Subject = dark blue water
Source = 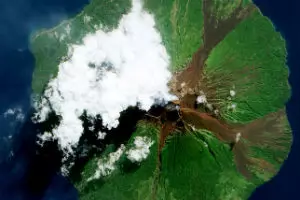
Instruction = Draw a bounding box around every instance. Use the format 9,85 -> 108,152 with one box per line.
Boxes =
0,0 -> 89,199
0,0 -> 299,199
250,0 -> 300,198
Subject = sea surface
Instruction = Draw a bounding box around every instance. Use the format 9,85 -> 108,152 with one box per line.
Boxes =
0,0 -> 89,199
0,0 -> 299,199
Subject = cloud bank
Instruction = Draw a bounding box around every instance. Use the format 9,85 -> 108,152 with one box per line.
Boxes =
35,0 -> 175,154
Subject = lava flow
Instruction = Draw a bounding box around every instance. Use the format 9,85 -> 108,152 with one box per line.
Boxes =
148,0 -> 287,174
149,0 -> 290,179
147,94 -> 289,179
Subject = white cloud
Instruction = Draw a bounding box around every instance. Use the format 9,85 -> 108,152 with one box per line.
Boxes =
83,15 -> 92,24
59,34 -> 66,41
206,103 -> 213,111
34,0 -> 176,155
196,95 -> 207,104
88,144 -> 125,181
230,90 -> 236,97
3,107 -> 25,122
231,103 -> 237,109
65,24 -> 71,35
126,136 -> 154,162
98,131 -> 107,140
32,96 -> 51,122
61,161 -> 75,176
36,132 -> 54,146
4,109 -> 15,116
235,132 -> 241,143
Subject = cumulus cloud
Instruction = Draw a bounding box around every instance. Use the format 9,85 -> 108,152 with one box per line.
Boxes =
88,144 -> 125,181
83,15 -> 92,24
126,136 -> 154,162
230,90 -> 236,97
36,132 -> 54,146
196,94 -> 207,104
3,107 -> 25,122
97,131 -> 107,140
35,0 -> 176,154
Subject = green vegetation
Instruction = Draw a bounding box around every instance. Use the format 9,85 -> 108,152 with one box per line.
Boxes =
77,124 -> 263,199
161,132 -> 234,200
30,0 -> 131,94
143,0 -> 203,71
249,117 -> 292,180
211,0 -> 251,20
205,11 -> 290,123
77,123 -> 159,200
76,123 -> 290,199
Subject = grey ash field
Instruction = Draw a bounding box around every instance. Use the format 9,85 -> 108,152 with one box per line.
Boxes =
30,0 -> 292,199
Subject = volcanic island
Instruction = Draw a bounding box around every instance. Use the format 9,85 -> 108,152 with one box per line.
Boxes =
30,0 -> 292,199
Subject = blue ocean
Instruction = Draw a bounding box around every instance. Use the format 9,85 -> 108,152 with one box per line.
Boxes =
0,0 -> 89,199
0,0 -> 299,199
